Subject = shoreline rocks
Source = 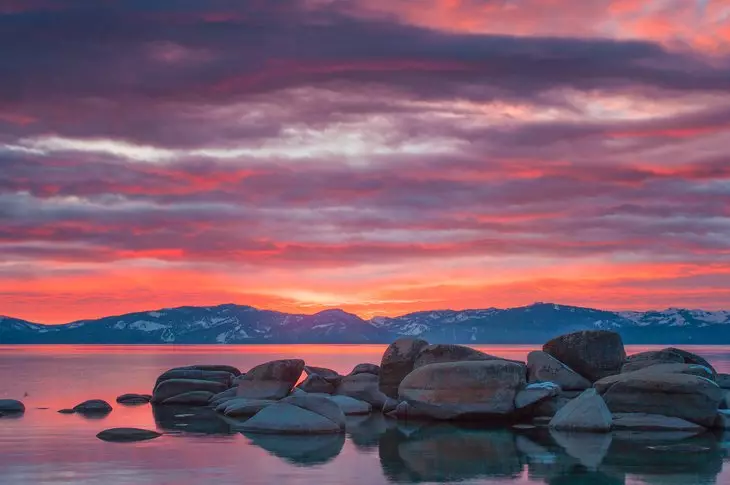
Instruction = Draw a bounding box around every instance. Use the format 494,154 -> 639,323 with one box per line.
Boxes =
237,359 -> 305,400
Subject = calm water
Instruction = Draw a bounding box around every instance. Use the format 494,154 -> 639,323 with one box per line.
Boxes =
1,344 -> 730,485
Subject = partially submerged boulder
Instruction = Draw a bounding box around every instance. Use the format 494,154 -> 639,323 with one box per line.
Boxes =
0,399 -> 25,414
548,389 -> 612,432
97,428 -> 162,442
116,394 -> 151,405
152,379 -> 227,404
155,368 -> 234,388
595,367 -> 722,427
241,402 -> 342,434
73,399 -> 113,414
543,330 -> 626,382
527,351 -> 591,391
379,337 -> 430,398
161,391 -> 215,406
398,360 -> 526,420
237,359 -> 305,400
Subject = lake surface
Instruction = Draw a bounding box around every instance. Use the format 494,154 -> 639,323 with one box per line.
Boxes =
1,344 -> 730,485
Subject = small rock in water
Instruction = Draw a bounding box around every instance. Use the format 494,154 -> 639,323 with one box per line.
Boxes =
0,399 -> 25,414
73,399 -> 113,414
116,394 -> 152,405
58,409 -> 75,414
97,428 -> 162,443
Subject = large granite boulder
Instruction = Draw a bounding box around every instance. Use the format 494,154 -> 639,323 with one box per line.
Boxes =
154,368 -> 234,388
335,372 -> 389,409
543,330 -> 626,382
241,402 -> 343,434
595,367 -> 723,427
527,351 -> 591,390
621,349 -> 685,373
412,344 -> 500,370
548,389 -> 612,432
281,395 -> 346,429
379,338 -> 430,398
152,378 -> 227,404
177,364 -> 241,376
0,399 -> 25,414
97,428 -> 162,442
237,359 -> 305,400
297,374 -> 336,394
220,398 -> 275,417
612,413 -> 705,432
350,363 -> 380,376
398,360 -> 526,420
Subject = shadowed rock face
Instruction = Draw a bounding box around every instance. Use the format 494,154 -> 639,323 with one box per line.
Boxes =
543,330 -> 626,382
380,338 -> 430,398
622,349 -> 685,373
527,351 -> 591,391
664,348 -> 717,376
336,372 -> 390,409
398,360 -> 526,419
412,344 -> 500,370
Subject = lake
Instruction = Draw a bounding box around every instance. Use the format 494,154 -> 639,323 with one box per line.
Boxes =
1,344 -> 730,485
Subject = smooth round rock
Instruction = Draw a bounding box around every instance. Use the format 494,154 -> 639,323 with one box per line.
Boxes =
97,428 -> 162,442
73,400 -> 113,414
0,399 -> 25,414
116,394 -> 152,405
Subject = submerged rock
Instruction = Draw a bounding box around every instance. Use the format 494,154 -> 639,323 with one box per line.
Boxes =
97,428 -> 162,442
0,399 -> 25,414
237,359 -> 305,400
379,338 -> 430,398
543,330 -> 626,382
398,360 -> 526,420
548,389 -> 612,432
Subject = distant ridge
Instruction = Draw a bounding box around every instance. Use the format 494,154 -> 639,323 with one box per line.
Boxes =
2,302 -> 730,344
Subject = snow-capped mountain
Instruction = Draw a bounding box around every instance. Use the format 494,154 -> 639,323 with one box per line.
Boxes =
1,302 -> 729,344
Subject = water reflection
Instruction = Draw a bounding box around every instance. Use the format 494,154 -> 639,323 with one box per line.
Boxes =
242,432 -> 346,466
152,405 -> 235,435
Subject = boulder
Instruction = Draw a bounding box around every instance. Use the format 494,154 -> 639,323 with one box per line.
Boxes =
350,363 -> 380,376
412,344 -> 500,370
297,374 -> 336,394
612,413 -> 705,432
282,395 -> 346,428
716,373 -> 730,389
304,366 -> 341,380
116,394 -> 151,405
155,369 -> 234,388
237,359 -> 305,400
597,363 -> 714,387
515,382 -> 561,410
398,360 -> 526,420
532,394 -> 572,417
222,398 -> 275,417
543,330 -> 626,382
595,368 -> 722,427
621,349 -> 685,373
336,372 -> 389,409
152,379 -> 227,404
73,399 -> 113,414
548,388 -> 612,432
382,398 -> 399,414
241,402 -> 342,434
208,387 -> 237,403
664,347 -> 716,376
328,395 -> 371,415
379,338 -> 430,398
161,391 -> 214,405
526,351 -> 591,391
0,399 -> 25,414
96,428 -> 162,442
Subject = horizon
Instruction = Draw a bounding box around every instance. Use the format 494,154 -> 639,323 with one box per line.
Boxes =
4,300 -> 729,326
2,1 -> 730,324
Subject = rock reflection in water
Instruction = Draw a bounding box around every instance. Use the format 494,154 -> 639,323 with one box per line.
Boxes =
152,405 -> 235,435
346,413 -> 396,450
377,420 -> 725,485
241,432 -> 345,466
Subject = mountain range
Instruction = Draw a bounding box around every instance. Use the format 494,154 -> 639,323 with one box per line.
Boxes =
2,303 -> 730,345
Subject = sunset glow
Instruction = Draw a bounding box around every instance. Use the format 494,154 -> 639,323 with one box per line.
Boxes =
2,0 -> 730,323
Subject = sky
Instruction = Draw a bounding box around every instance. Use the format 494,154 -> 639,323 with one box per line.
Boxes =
1,0 -> 730,324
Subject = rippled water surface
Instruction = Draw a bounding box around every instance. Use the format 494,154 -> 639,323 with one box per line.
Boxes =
1,344 -> 730,485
